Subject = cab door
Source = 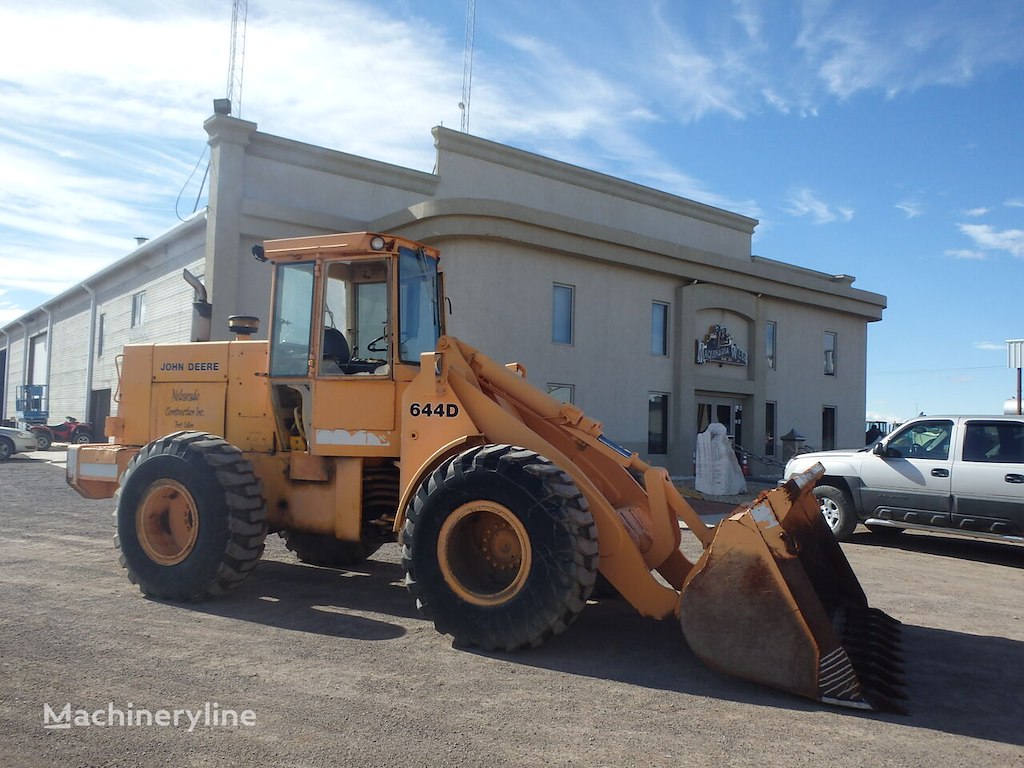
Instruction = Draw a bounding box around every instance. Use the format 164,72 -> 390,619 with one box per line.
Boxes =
858,419 -> 954,527
310,256 -> 397,457
952,419 -> 1024,535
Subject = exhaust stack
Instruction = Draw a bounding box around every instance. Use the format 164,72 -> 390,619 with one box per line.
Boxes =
182,268 -> 212,343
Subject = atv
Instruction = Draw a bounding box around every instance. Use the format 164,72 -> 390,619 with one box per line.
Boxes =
30,417 -> 93,451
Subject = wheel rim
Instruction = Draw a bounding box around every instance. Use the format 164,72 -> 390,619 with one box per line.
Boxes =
818,497 -> 841,531
136,479 -> 200,565
437,501 -> 532,607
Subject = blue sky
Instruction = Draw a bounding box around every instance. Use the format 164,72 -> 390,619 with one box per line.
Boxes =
1,0 -> 1022,422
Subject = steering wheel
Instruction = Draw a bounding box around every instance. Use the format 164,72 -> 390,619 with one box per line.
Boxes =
367,335 -> 388,353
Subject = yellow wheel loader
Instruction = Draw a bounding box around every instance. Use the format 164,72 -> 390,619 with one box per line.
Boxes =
67,232 -> 905,712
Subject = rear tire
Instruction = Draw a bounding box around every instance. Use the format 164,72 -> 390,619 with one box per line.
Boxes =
280,531 -> 381,567
402,445 -> 598,652
115,431 -> 268,600
813,485 -> 858,540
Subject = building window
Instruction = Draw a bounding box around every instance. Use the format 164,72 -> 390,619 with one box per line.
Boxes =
547,383 -> 574,403
650,301 -> 669,356
822,406 -> 837,451
97,313 -> 105,358
824,331 -> 836,376
648,393 -> 669,454
552,284 -> 574,344
765,401 -> 776,457
766,321 -> 776,370
131,292 -> 147,328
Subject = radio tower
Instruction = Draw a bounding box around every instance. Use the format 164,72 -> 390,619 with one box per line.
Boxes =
226,0 -> 249,116
459,0 -> 476,133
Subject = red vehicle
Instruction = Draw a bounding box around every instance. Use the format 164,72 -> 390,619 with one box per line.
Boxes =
30,417 -> 93,451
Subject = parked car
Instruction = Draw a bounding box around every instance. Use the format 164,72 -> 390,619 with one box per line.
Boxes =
783,415 -> 1024,543
0,425 -> 40,461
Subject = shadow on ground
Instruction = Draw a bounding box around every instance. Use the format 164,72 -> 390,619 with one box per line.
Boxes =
847,528 -> 1024,569
171,546 -> 1024,747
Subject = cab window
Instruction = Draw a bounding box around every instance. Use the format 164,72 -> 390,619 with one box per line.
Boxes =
398,246 -> 441,364
269,262 -> 315,377
321,259 -> 389,375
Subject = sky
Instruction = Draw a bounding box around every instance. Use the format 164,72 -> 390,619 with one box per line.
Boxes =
1,0 -> 1022,423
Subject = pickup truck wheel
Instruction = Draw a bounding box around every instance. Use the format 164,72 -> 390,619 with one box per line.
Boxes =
812,485 -> 858,540
402,444 -> 598,652
115,431 -> 268,600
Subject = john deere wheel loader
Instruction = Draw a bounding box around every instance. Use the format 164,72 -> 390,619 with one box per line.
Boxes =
67,232 -> 905,712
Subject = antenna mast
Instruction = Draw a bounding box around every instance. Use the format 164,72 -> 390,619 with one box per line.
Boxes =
226,0 -> 249,116
459,0 -> 476,133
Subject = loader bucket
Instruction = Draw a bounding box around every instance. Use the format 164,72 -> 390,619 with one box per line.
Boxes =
678,465 -> 907,713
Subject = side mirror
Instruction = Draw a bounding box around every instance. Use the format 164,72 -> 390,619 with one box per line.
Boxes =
872,442 -> 886,457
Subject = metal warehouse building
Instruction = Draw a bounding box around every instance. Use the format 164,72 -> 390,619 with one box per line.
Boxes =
0,114 -> 886,475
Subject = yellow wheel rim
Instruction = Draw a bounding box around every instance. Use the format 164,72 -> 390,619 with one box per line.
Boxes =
136,479 -> 200,566
437,501 -> 532,607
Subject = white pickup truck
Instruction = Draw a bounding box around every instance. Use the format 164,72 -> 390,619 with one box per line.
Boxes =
783,415 -> 1024,543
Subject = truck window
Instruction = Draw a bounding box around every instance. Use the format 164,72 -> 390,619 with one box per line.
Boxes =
963,422 -> 1024,463
886,420 -> 953,460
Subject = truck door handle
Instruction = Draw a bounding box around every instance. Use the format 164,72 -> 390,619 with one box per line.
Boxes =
931,468 -> 949,478
1005,474 -> 1024,484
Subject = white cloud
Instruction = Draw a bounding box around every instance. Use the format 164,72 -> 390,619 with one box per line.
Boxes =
786,188 -> 854,224
958,223 -> 1024,258
795,1 -> 1024,100
1006,198 -> 1024,208
945,248 -> 986,260
896,201 -> 923,218
974,342 -> 1006,352
963,207 -> 990,217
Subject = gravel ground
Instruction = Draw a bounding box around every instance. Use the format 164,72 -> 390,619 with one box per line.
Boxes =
1,452 -> 1022,767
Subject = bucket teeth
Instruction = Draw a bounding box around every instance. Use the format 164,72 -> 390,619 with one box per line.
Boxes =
831,606 -> 908,713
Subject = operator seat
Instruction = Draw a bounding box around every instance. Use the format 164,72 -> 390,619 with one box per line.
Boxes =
322,327 -> 351,374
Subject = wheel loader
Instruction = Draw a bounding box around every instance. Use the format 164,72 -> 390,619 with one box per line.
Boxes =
67,231 -> 906,712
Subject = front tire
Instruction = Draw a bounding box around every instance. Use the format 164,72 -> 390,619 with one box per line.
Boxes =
0,437 -> 12,461
402,445 -> 598,652
115,432 -> 268,600
813,484 -> 858,540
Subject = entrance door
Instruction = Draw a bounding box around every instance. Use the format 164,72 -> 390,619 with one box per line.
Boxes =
696,397 -> 744,447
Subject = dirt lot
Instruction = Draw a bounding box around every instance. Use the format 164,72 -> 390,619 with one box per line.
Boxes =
1,453 -> 1022,768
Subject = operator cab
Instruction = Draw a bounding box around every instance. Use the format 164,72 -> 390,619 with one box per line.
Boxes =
260,232 -> 443,454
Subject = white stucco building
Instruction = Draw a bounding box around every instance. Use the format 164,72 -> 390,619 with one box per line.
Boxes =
0,114 -> 886,475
